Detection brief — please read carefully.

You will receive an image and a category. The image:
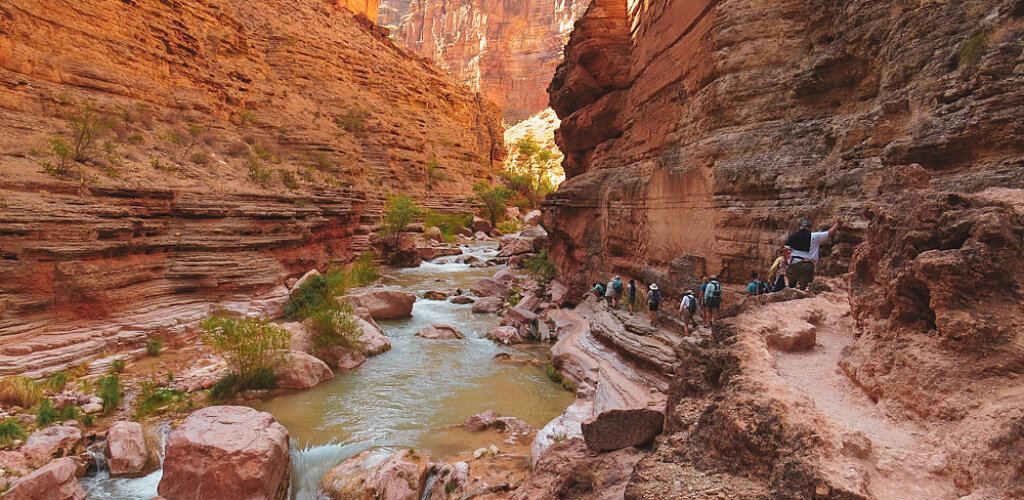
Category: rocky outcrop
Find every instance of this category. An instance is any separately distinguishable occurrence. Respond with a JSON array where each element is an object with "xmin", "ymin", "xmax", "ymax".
[
  {"xmin": 104, "ymin": 421, "xmax": 150, "ymax": 478},
  {"xmin": 388, "ymin": 0, "xmax": 589, "ymax": 122},
  {"xmin": 544, "ymin": 0, "xmax": 1024, "ymax": 298},
  {"xmin": 0, "ymin": 0, "xmax": 503, "ymax": 378},
  {"xmin": 511, "ymin": 438, "xmax": 645, "ymax": 500},
  {"xmin": 22, "ymin": 425, "xmax": 82, "ymax": 468},
  {"xmin": 272, "ymin": 350, "xmax": 335, "ymax": 389},
  {"xmin": 4, "ymin": 457, "xmax": 85, "ymax": 500},
  {"xmin": 415, "ymin": 324, "xmax": 464, "ymax": 340},
  {"xmin": 319, "ymin": 448, "xmax": 429, "ymax": 500},
  {"xmin": 159, "ymin": 406, "xmax": 290, "ymax": 500},
  {"xmin": 580, "ymin": 408, "xmax": 664, "ymax": 451},
  {"xmin": 344, "ymin": 290, "xmax": 417, "ymax": 319}
]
